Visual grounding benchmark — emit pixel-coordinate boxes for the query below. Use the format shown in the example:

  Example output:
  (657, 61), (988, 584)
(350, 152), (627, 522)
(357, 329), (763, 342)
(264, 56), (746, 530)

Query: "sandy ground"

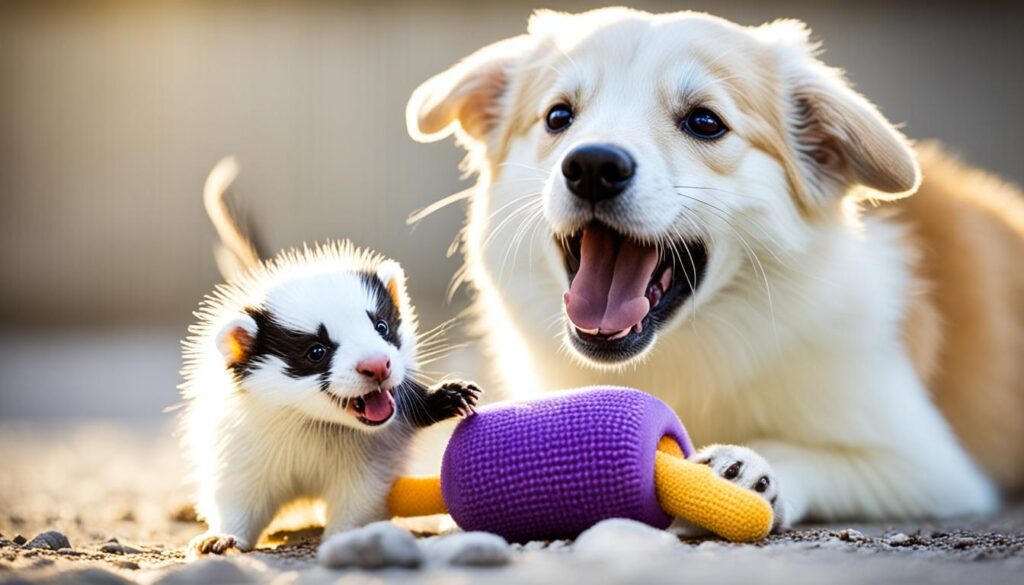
(1, 422), (1023, 584)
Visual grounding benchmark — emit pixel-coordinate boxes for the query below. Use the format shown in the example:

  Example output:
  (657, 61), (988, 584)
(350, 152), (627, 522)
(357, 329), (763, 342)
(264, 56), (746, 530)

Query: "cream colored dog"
(407, 7), (1024, 526)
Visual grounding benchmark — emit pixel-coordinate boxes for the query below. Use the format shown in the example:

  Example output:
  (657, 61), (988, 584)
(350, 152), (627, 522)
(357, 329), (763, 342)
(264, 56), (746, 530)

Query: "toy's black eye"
(681, 107), (728, 139)
(374, 320), (389, 337)
(305, 344), (327, 362)
(755, 476), (770, 493)
(545, 104), (574, 133)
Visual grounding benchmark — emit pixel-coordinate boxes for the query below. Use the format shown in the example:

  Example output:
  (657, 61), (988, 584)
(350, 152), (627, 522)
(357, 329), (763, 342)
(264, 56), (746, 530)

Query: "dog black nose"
(561, 143), (635, 203)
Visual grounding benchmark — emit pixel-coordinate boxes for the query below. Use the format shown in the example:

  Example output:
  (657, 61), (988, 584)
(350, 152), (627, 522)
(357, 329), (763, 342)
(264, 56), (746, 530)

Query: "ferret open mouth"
(339, 387), (396, 426)
(557, 223), (708, 363)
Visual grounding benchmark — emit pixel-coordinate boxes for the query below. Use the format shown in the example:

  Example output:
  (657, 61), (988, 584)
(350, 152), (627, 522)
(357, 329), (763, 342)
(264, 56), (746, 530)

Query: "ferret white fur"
(180, 160), (477, 556)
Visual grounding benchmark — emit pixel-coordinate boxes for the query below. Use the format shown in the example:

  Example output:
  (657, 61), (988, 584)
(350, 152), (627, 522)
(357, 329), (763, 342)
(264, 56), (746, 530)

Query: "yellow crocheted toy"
(387, 387), (773, 543)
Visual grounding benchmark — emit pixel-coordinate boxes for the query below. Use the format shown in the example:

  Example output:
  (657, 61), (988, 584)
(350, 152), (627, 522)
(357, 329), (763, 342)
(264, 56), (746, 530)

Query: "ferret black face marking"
(359, 273), (402, 349)
(237, 308), (339, 388)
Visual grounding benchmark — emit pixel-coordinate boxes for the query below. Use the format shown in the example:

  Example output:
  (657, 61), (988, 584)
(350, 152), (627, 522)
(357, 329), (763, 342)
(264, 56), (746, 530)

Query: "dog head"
(408, 8), (919, 367)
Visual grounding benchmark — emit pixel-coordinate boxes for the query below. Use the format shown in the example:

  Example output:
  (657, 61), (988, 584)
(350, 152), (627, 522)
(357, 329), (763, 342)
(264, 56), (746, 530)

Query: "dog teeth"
(660, 267), (672, 291)
(576, 325), (639, 340)
(607, 327), (632, 340)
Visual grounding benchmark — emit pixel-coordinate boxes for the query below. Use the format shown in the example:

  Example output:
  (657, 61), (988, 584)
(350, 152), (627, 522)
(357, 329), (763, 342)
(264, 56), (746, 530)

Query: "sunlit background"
(2, 0), (1022, 422)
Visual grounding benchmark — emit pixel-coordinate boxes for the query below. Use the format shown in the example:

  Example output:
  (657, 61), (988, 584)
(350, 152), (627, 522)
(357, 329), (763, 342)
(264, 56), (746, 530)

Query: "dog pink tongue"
(360, 389), (394, 423)
(564, 225), (659, 331)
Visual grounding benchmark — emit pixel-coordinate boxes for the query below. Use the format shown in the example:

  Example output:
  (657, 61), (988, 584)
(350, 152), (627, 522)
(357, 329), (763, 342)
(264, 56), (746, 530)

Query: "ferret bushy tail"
(203, 157), (264, 280)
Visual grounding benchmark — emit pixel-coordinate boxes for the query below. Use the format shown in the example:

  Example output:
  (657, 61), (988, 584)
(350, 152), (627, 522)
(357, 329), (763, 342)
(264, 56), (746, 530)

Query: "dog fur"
(406, 8), (1024, 523)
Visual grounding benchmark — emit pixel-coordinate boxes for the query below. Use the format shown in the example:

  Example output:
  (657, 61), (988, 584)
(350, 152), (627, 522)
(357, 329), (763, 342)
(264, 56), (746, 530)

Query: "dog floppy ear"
(761, 20), (921, 207)
(407, 35), (532, 144)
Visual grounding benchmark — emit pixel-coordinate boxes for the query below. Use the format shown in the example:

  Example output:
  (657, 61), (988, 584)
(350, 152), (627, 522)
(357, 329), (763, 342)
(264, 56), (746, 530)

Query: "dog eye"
(374, 319), (390, 338)
(305, 343), (327, 362)
(681, 108), (728, 139)
(545, 104), (574, 133)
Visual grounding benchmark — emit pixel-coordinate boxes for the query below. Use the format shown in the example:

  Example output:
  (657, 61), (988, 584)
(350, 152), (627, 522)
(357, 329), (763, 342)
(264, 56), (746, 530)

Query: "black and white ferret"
(180, 158), (479, 556)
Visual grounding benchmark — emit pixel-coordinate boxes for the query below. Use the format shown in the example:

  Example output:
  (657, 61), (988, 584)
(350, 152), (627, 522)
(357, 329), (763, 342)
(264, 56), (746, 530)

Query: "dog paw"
(429, 381), (481, 420)
(690, 444), (788, 531)
(187, 533), (250, 558)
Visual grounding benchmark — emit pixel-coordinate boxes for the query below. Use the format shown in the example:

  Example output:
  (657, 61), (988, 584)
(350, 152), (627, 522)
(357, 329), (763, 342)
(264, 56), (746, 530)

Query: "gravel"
(1, 422), (1023, 584)
(23, 532), (70, 552)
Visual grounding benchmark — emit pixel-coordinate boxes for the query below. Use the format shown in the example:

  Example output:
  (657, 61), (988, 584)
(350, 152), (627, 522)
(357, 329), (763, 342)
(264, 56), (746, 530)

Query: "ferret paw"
(187, 533), (250, 558)
(427, 381), (481, 421)
(690, 444), (788, 531)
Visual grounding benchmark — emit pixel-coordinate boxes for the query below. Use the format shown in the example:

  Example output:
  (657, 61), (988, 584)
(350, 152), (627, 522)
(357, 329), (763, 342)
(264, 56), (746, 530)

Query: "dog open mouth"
(557, 223), (708, 363)
(344, 387), (396, 426)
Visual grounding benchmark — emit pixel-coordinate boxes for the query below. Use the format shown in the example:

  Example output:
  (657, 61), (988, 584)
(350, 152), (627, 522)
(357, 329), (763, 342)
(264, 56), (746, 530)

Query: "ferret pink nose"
(356, 356), (391, 383)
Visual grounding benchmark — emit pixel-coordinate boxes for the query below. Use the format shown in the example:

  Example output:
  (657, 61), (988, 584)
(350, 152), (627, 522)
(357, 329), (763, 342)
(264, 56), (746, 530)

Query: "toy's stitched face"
(218, 269), (417, 430)
(408, 8), (918, 369)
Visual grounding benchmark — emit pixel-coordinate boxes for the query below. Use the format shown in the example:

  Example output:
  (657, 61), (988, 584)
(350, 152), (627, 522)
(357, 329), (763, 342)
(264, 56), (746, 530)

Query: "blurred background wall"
(1, 0), (1022, 418)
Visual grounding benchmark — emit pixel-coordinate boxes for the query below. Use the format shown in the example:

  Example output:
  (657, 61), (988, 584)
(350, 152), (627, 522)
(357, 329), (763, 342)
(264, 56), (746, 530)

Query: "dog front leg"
(747, 365), (998, 523)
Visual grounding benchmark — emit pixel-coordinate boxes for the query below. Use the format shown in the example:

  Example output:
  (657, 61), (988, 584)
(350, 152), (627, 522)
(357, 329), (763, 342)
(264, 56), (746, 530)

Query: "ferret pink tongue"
(360, 389), (395, 423)
(564, 225), (660, 331)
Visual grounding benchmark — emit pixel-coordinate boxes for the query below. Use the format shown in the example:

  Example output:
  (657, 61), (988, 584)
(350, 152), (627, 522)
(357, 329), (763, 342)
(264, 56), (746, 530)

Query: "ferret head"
(200, 243), (419, 431)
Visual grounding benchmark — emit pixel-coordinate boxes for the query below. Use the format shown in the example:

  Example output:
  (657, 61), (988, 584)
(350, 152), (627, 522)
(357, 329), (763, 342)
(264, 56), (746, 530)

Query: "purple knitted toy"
(439, 387), (694, 542)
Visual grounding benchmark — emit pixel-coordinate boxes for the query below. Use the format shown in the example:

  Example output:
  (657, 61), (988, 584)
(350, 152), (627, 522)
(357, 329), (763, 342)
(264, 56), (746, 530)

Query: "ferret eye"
(374, 320), (390, 338)
(305, 344), (327, 362)
(680, 107), (728, 140)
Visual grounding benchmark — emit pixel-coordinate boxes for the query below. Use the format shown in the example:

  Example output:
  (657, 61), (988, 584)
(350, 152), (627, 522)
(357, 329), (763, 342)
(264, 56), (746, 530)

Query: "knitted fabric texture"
(387, 475), (446, 518)
(440, 386), (693, 542)
(654, 438), (774, 542)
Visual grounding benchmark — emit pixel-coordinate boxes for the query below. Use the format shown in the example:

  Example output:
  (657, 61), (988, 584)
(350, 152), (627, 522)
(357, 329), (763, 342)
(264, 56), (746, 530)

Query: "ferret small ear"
(215, 315), (258, 367)
(376, 259), (408, 314)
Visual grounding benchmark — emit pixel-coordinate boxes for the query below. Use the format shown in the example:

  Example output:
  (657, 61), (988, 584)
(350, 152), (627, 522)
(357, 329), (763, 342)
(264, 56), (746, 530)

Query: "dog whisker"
(675, 192), (781, 348)
(499, 205), (546, 284)
(497, 161), (550, 175)
(673, 187), (835, 287)
(481, 197), (544, 256)
(407, 187), (473, 226)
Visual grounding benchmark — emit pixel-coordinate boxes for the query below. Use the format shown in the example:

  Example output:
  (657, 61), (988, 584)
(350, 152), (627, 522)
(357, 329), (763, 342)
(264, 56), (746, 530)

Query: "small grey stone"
(12, 535), (26, 546)
(546, 540), (572, 552)
(696, 540), (728, 552)
(318, 521), (423, 570)
(836, 528), (866, 542)
(953, 537), (978, 549)
(517, 540), (550, 552)
(574, 519), (679, 560)
(887, 533), (912, 546)
(25, 530), (71, 550)
(100, 542), (142, 555)
(426, 532), (512, 566)
(112, 560), (141, 571)
(54, 567), (139, 585)
(154, 558), (259, 585)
